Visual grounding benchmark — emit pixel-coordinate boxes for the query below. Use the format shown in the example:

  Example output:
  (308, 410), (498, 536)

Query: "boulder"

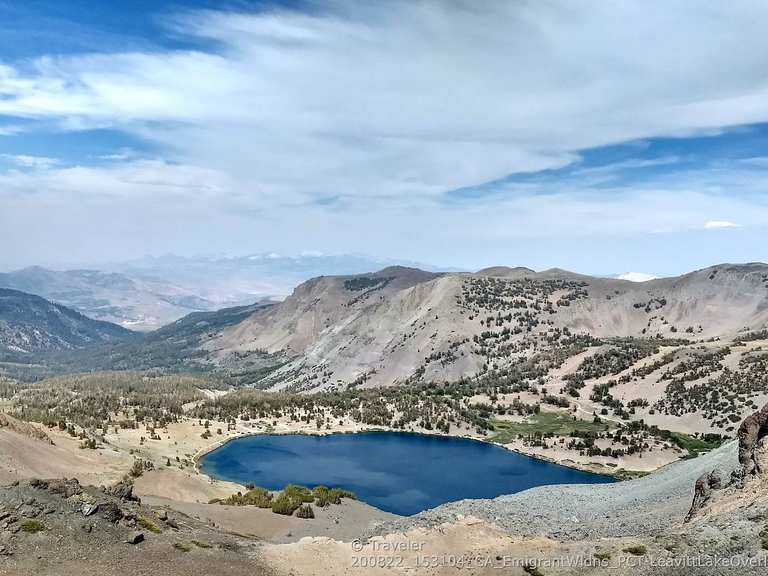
(100, 502), (124, 523)
(165, 517), (179, 529)
(685, 470), (722, 522)
(46, 478), (82, 498)
(81, 503), (99, 517)
(106, 481), (140, 503)
(125, 531), (144, 545)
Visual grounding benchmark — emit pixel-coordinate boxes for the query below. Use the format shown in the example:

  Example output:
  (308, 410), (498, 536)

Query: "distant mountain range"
(0, 253), (446, 330)
(0, 288), (133, 360)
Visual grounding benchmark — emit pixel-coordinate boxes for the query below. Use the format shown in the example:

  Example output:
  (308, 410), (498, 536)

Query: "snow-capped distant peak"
(617, 272), (658, 282)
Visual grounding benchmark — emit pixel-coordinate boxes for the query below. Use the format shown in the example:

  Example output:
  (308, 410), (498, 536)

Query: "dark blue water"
(200, 432), (613, 516)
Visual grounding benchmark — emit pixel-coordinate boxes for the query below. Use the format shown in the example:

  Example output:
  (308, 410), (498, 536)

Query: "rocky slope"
(0, 477), (274, 576)
(203, 263), (768, 392)
(0, 288), (134, 358)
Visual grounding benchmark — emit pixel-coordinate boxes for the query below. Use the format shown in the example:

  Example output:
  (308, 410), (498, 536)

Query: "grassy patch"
(137, 516), (162, 534)
(20, 519), (46, 534)
(173, 542), (192, 552)
(612, 469), (650, 481)
(191, 540), (212, 549)
(593, 551), (611, 561)
(667, 432), (723, 457)
(490, 411), (611, 443)
(622, 545), (647, 556)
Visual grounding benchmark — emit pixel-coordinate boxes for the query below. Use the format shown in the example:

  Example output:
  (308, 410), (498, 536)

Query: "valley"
(1, 262), (768, 574)
(3, 262), (768, 476)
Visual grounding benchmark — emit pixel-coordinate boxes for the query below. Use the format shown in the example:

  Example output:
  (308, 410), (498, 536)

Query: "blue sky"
(1, 0), (767, 276)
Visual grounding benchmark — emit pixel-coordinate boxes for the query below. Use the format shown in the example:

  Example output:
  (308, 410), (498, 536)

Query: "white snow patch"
(617, 272), (658, 282)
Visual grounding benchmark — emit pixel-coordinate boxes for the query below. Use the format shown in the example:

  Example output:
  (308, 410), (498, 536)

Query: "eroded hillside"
(205, 264), (765, 371)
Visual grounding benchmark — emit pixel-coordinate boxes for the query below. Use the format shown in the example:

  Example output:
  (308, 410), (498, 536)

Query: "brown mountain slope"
(203, 263), (768, 392)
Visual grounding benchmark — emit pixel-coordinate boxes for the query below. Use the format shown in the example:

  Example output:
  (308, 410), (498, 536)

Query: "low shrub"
(222, 487), (273, 508)
(313, 485), (355, 507)
(137, 517), (162, 534)
(622, 545), (647, 556)
(271, 493), (299, 516)
(20, 519), (45, 534)
(295, 504), (315, 519)
(283, 484), (314, 504)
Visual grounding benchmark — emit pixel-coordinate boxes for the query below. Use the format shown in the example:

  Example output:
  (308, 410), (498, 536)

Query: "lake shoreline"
(196, 429), (616, 516)
(193, 425), (634, 485)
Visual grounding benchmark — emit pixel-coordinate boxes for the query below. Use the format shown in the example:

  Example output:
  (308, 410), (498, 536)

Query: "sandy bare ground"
(0, 428), (129, 486)
(133, 467), (243, 503)
(260, 516), (658, 576)
(142, 492), (397, 543)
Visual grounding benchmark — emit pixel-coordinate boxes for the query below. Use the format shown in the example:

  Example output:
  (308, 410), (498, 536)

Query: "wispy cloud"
(0, 154), (60, 169)
(704, 220), (742, 230)
(0, 124), (24, 136)
(0, 2), (767, 203)
(0, 1), (767, 270)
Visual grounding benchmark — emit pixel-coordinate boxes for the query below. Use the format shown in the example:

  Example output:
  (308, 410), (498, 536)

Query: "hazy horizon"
(2, 249), (765, 282)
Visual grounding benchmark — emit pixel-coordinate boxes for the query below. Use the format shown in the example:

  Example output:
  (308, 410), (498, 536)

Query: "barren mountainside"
(204, 263), (768, 392)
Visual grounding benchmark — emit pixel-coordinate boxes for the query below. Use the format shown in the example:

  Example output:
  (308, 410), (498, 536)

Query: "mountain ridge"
(0, 254), (452, 330)
(0, 288), (134, 358)
(194, 261), (768, 392)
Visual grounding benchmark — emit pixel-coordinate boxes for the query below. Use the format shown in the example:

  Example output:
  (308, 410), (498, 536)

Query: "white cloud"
(704, 220), (742, 229)
(0, 1), (767, 204)
(0, 154), (59, 169)
(0, 159), (228, 199)
(1, 2), (768, 270)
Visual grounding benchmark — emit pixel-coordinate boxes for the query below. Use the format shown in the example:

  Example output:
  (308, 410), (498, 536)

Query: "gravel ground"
(371, 442), (739, 541)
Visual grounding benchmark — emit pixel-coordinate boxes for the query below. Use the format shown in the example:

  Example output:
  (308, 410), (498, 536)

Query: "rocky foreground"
(0, 478), (273, 576)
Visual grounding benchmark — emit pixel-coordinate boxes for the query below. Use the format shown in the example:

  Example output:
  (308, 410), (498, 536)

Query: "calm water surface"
(200, 431), (613, 516)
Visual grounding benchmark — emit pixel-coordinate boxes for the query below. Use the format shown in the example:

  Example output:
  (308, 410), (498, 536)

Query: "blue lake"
(199, 431), (614, 516)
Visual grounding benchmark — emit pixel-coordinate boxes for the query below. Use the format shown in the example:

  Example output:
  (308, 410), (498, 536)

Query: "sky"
(1, 0), (767, 276)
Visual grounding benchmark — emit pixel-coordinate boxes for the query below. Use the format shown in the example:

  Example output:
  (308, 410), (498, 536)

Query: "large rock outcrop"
(737, 402), (768, 478)
(686, 402), (768, 521)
